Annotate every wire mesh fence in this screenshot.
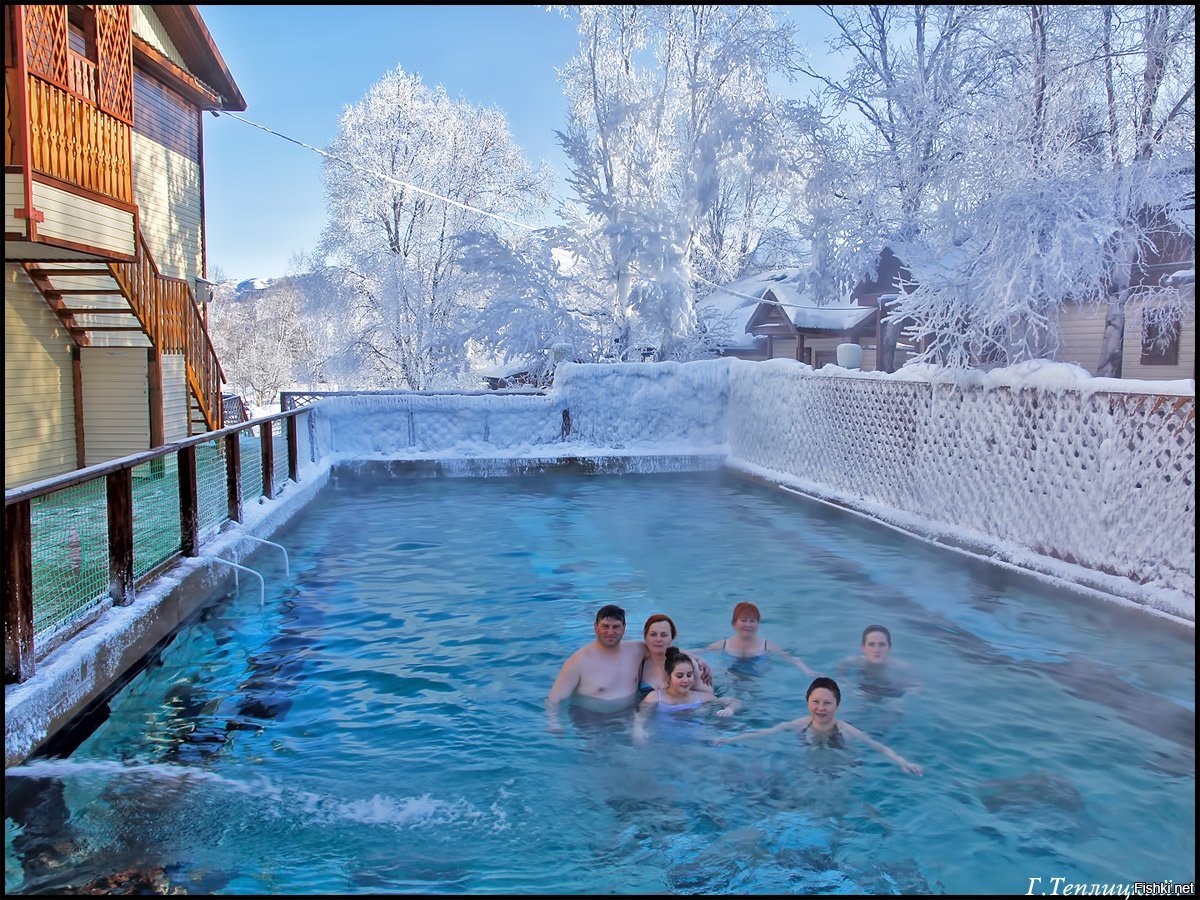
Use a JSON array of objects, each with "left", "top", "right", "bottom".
[
  {"left": 5, "top": 409, "right": 313, "bottom": 681},
  {"left": 196, "top": 438, "right": 227, "bottom": 541},
  {"left": 132, "top": 455, "right": 181, "bottom": 580},
  {"left": 241, "top": 429, "right": 264, "bottom": 504},
  {"left": 272, "top": 419, "right": 288, "bottom": 493},
  {"left": 30, "top": 478, "right": 109, "bottom": 639}
]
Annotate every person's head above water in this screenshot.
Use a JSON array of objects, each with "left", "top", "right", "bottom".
[
  {"left": 593, "top": 605, "right": 627, "bottom": 648},
  {"left": 806, "top": 676, "right": 841, "bottom": 706},
  {"left": 664, "top": 646, "right": 695, "bottom": 688},
  {"left": 596, "top": 604, "right": 626, "bottom": 625},
  {"left": 643, "top": 613, "right": 677, "bottom": 640},
  {"left": 731, "top": 601, "right": 761, "bottom": 624},
  {"left": 860, "top": 625, "right": 892, "bottom": 663}
]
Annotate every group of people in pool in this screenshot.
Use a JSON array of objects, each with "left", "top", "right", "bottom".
[{"left": 546, "top": 601, "right": 924, "bottom": 776}]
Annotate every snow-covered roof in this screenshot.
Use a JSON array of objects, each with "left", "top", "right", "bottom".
[
  {"left": 761, "top": 285, "right": 877, "bottom": 332},
  {"left": 1162, "top": 268, "right": 1195, "bottom": 287},
  {"left": 699, "top": 268, "right": 876, "bottom": 343},
  {"left": 480, "top": 358, "right": 537, "bottom": 378},
  {"left": 697, "top": 268, "right": 803, "bottom": 347}
]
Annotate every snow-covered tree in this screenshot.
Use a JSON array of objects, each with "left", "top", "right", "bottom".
[
  {"left": 1093, "top": 4, "right": 1195, "bottom": 376},
  {"left": 208, "top": 280, "right": 316, "bottom": 408},
  {"left": 795, "top": 5, "right": 1006, "bottom": 369},
  {"left": 317, "top": 66, "right": 552, "bottom": 389},
  {"left": 801, "top": 5, "right": 1193, "bottom": 371},
  {"left": 554, "top": 5, "right": 802, "bottom": 360}
]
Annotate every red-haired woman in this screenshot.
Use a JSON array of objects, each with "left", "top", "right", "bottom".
[{"left": 707, "top": 601, "right": 816, "bottom": 675}]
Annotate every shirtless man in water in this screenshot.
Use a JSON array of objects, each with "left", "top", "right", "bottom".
[{"left": 546, "top": 604, "right": 710, "bottom": 733}]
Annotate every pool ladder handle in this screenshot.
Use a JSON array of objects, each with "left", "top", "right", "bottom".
[
  {"left": 237, "top": 536, "right": 289, "bottom": 577},
  {"left": 195, "top": 556, "right": 266, "bottom": 609}
]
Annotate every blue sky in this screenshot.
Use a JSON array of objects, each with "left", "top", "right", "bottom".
[{"left": 198, "top": 5, "right": 838, "bottom": 283}]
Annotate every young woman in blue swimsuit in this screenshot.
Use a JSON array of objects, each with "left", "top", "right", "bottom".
[
  {"left": 712, "top": 677, "right": 923, "bottom": 775},
  {"left": 633, "top": 648, "right": 741, "bottom": 743},
  {"left": 707, "top": 601, "right": 816, "bottom": 675}
]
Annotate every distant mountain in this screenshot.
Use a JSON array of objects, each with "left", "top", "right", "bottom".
[{"left": 236, "top": 277, "right": 274, "bottom": 294}]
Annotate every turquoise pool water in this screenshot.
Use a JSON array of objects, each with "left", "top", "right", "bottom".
[{"left": 5, "top": 469, "right": 1195, "bottom": 894}]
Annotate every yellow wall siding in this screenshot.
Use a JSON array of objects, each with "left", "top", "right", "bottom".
[
  {"left": 31, "top": 180, "right": 137, "bottom": 257},
  {"left": 131, "top": 132, "right": 203, "bottom": 282},
  {"left": 1056, "top": 299, "right": 1195, "bottom": 381},
  {"left": 162, "top": 353, "right": 190, "bottom": 443},
  {"left": 129, "top": 6, "right": 187, "bottom": 69},
  {"left": 1054, "top": 303, "right": 1108, "bottom": 372},
  {"left": 81, "top": 349, "right": 150, "bottom": 465},
  {"left": 4, "top": 265, "right": 78, "bottom": 488},
  {"left": 769, "top": 337, "right": 800, "bottom": 361}
]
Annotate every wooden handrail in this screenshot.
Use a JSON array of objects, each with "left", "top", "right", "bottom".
[{"left": 108, "top": 225, "right": 225, "bottom": 434}]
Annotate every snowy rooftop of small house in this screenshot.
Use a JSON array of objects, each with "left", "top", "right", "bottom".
[
  {"left": 480, "top": 358, "right": 537, "bottom": 379},
  {"left": 699, "top": 268, "right": 874, "bottom": 345},
  {"left": 761, "top": 284, "right": 877, "bottom": 332}
]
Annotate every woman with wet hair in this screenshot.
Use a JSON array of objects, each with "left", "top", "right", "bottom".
[
  {"left": 633, "top": 647, "right": 741, "bottom": 744},
  {"left": 707, "top": 601, "right": 816, "bottom": 675},
  {"left": 712, "top": 677, "right": 923, "bottom": 776}
]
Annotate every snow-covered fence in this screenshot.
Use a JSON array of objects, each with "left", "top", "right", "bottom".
[
  {"left": 310, "top": 391, "right": 566, "bottom": 455},
  {"left": 303, "top": 359, "right": 1193, "bottom": 602},
  {"left": 725, "top": 360, "right": 1194, "bottom": 598},
  {"left": 553, "top": 360, "right": 731, "bottom": 448}
]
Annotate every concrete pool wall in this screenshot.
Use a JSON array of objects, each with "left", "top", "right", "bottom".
[{"left": 5, "top": 358, "right": 1193, "bottom": 766}]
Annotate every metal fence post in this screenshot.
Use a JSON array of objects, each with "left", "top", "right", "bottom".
[
  {"left": 226, "top": 431, "right": 243, "bottom": 523},
  {"left": 107, "top": 469, "right": 134, "bottom": 605},
  {"left": 178, "top": 445, "right": 199, "bottom": 556},
  {"left": 261, "top": 421, "right": 275, "bottom": 500},
  {"left": 4, "top": 499, "right": 35, "bottom": 683}
]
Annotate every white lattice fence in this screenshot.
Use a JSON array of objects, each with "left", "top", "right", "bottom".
[{"left": 727, "top": 364, "right": 1194, "bottom": 595}]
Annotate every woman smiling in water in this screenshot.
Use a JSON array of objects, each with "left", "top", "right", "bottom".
[
  {"left": 707, "top": 601, "right": 816, "bottom": 675},
  {"left": 712, "top": 677, "right": 923, "bottom": 775}
]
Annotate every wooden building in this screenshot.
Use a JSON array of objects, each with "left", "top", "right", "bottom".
[
  {"left": 5, "top": 5, "right": 245, "bottom": 488},
  {"left": 699, "top": 267, "right": 899, "bottom": 370}
]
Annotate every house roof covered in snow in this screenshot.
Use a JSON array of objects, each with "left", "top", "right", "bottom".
[
  {"left": 760, "top": 284, "right": 877, "bottom": 332},
  {"left": 699, "top": 269, "right": 876, "bottom": 348}
]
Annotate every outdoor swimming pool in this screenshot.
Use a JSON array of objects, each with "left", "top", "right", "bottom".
[{"left": 5, "top": 468, "right": 1195, "bottom": 893}]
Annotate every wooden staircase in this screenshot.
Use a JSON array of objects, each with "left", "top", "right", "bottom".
[{"left": 22, "top": 225, "right": 224, "bottom": 434}]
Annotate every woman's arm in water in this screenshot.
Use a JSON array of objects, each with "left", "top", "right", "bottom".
[
  {"left": 840, "top": 721, "right": 923, "bottom": 775},
  {"left": 708, "top": 693, "right": 743, "bottom": 718},
  {"left": 712, "top": 717, "right": 805, "bottom": 745},
  {"left": 765, "top": 640, "right": 816, "bottom": 676}
]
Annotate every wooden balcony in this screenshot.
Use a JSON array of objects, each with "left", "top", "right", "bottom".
[{"left": 5, "top": 5, "right": 135, "bottom": 260}]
